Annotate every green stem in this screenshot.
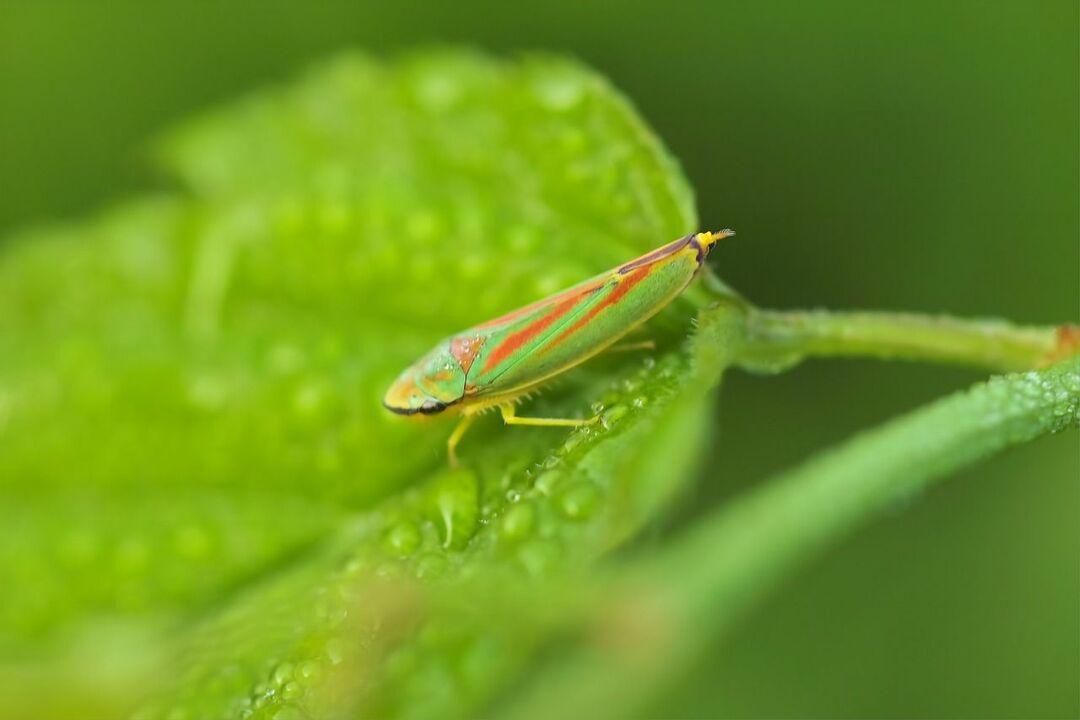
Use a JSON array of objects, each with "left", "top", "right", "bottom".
[
  {"left": 739, "top": 309, "right": 1067, "bottom": 373},
  {"left": 658, "top": 356, "right": 1079, "bottom": 619}
]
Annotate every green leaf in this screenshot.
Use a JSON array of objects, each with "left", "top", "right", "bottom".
[
  {"left": 4, "top": 48, "right": 1073, "bottom": 720},
  {"left": 0, "top": 50, "right": 709, "bottom": 717}
]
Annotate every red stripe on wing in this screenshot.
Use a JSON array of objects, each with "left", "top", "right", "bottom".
[
  {"left": 480, "top": 293, "right": 590, "bottom": 373},
  {"left": 473, "top": 275, "right": 607, "bottom": 330},
  {"left": 542, "top": 264, "right": 652, "bottom": 352}
]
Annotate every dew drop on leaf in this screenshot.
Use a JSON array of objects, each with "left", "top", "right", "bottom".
[
  {"left": 383, "top": 521, "right": 422, "bottom": 557},
  {"left": 271, "top": 661, "right": 294, "bottom": 686},
  {"left": 601, "top": 404, "right": 628, "bottom": 428},
  {"left": 500, "top": 504, "right": 535, "bottom": 543},
  {"left": 558, "top": 482, "right": 602, "bottom": 521},
  {"left": 533, "top": 470, "right": 563, "bottom": 496}
]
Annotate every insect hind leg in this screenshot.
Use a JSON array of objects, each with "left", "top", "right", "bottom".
[
  {"left": 605, "top": 339, "right": 656, "bottom": 353},
  {"left": 499, "top": 403, "right": 599, "bottom": 428}
]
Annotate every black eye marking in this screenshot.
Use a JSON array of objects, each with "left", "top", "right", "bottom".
[
  {"left": 419, "top": 399, "right": 447, "bottom": 414},
  {"left": 382, "top": 396, "right": 456, "bottom": 416}
]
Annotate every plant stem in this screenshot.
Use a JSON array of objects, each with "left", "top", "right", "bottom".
[
  {"left": 658, "top": 355, "right": 1079, "bottom": 618},
  {"left": 739, "top": 308, "right": 1070, "bottom": 373}
]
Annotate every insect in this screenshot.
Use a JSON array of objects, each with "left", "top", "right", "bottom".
[{"left": 383, "top": 229, "right": 735, "bottom": 466}]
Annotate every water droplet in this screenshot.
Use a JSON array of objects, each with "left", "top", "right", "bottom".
[
  {"left": 533, "top": 471, "right": 562, "bottom": 496},
  {"left": 632, "top": 396, "right": 648, "bottom": 409},
  {"left": 430, "top": 469, "right": 479, "bottom": 549},
  {"left": 271, "top": 662, "right": 294, "bottom": 686},
  {"left": 558, "top": 482, "right": 602, "bottom": 520},
  {"left": 506, "top": 489, "right": 522, "bottom": 503},
  {"left": 561, "top": 432, "right": 586, "bottom": 455},
  {"left": 280, "top": 682, "right": 303, "bottom": 701},
  {"left": 500, "top": 504, "right": 535, "bottom": 542},
  {"left": 251, "top": 682, "right": 275, "bottom": 709},
  {"left": 325, "top": 638, "right": 346, "bottom": 665},
  {"left": 601, "top": 404, "right": 628, "bottom": 428},
  {"left": 382, "top": 521, "right": 421, "bottom": 557},
  {"left": 297, "top": 660, "right": 320, "bottom": 683}
]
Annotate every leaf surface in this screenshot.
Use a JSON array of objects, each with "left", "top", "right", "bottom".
[{"left": 0, "top": 51, "right": 716, "bottom": 718}]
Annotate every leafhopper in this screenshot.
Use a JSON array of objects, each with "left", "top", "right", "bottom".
[{"left": 383, "top": 230, "right": 734, "bottom": 465}]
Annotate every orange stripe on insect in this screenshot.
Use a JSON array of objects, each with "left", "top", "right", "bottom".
[
  {"left": 481, "top": 294, "right": 586, "bottom": 373},
  {"left": 543, "top": 264, "right": 652, "bottom": 352},
  {"left": 473, "top": 278, "right": 604, "bottom": 330}
]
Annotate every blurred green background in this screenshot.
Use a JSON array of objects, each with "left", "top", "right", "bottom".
[{"left": 1, "top": 1, "right": 1076, "bottom": 717}]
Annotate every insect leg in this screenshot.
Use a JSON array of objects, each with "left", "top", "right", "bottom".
[
  {"left": 499, "top": 403, "right": 599, "bottom": 428},
  {"left": 606, "top": 339, "right": 656, "bottom": 353},
  {"left": 447, "top": 413, "right": 477, "bottom": 468}
]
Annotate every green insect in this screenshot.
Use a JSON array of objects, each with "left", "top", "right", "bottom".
[{"left": 383, "top": 229, "right": 734, "bottom": 465}]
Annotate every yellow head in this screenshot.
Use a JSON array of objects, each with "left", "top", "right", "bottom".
[{"left": 696, "top": 228, "right": 736, "bottom": 251}]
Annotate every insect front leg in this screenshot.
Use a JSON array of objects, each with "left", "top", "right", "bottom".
[
  {"left": 499, "top": 403, "right": 599, "bottom": 428},
  {"left": 447, "top": 413, "right": 476, "bottom": 468}
]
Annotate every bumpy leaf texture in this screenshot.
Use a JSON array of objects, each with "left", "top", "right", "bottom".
[{"left": 0, "top": 51, "right": 718, "bottom": 718}]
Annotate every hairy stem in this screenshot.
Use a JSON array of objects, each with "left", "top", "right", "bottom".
[
  {"left": 738, "top": 308, "right": 1072, "bottom": 372},
  {"left": 658, "top": 356, "right": 1079, "bottom": 617}
]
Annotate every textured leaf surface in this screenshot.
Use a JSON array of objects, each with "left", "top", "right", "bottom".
[{"left": 0, "top": 51, "right": 710, "bottom": 717}]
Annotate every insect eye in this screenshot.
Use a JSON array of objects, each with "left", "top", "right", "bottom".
[{"left": 419, "top": 399, "right": 446, "bottom": 414}]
